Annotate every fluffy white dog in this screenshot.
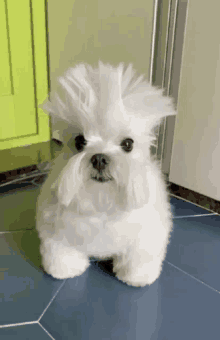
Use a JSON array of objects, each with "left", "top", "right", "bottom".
[{"left": 36, "top": 62, "right": 175, "bottom": 287}]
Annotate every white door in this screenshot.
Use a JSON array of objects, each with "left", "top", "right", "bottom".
[{"left": 169, "top": 0, "right": 220, "bottom": 201}]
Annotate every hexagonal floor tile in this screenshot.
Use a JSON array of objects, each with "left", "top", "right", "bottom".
[{"left": 0, "top": 229, "right": 65, "bottom": 325}]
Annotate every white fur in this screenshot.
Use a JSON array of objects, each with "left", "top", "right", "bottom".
[{"left": 36, "top": 62, "right": 175, "bottom": 287}]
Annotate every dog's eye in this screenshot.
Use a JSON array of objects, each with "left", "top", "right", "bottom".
[
  {"left": 75, "top": 134, "right": 87, "bottom": 151},
  {"left": 120, "top": 138, "right": 134, "bottom": 152}
]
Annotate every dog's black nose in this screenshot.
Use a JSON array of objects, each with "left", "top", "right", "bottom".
[{"left": 91, "top": 154, "right": 109, "bottom": 171}]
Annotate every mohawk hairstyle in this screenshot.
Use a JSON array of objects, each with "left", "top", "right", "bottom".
[{"left": 40, "top": 61, "right": 175, "bottom": 136}]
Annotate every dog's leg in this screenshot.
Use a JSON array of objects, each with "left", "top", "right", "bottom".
[
  {"left": 114, "top": 250, "right": 165, "bottom": 287},
  {"left": 113, "top": 217, "right": 172, "bottom": 287},
  {"left": 40, "top": 238, "right": 90, "bottom": 280}
]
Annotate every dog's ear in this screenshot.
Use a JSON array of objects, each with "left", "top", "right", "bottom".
[
  {"left": 57, "top": 162, "right": 77, "bottom": 207},
  {"left": 57, "top": 155, "right": 84, "bottom": 207},
  {"left": 57, "top": 175, "right": 74, "bottom": 207}
]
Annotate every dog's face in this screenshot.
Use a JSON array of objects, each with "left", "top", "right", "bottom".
[
  {"left": 56, "top": 124, "right": 151, "bottom": 212},
  {"left": 75, "top": 133, "right": 133, "bottom": 183},
  {"left": 42, "top": 62, "right": 175, "bottom": 212},
  {"left": 53, "top": 108, "right": 155, "bottom": 214}
]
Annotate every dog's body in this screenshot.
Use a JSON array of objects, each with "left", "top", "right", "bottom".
[{"left": 37, "top": 62, "right": 175, "bottom": 287}]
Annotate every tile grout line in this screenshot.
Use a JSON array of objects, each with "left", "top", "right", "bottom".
[
  {"left": 38, "top": 322, "right": 56, "bottom": 340},
  {"left": 0, "top": 321, "right": 38, "bottom": 329},
  {"left": 0, "top": 280, "right": 66, "bottom": 332},
  {"left": 173, "top": 213, "right": 218, "bottom": 219},
  {"left": 0, "top": 228, "right": 34, "bottom": 235},
  {"left": 38, "top": 279, "right": 67, "bottom": 322},
  {"left": 165, "top": 260, "right": 220, "bottom": 294},
  {"left": 170, "top": 193, "right": 218, "bottom": 214}
]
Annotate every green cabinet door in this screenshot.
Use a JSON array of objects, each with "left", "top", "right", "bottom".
[{"left": 0, "top": 0, "right": 50, "bottom": 173}]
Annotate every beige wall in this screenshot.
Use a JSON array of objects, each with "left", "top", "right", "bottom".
[
  {"left": 47, "top": 0, "right": 155, "bottom": 141},
  {"left": 47, "top": 0, "right": 155, "bottom": 87},
  {"left": 169, "top": 0, "right": 220, "bottom": 200}
]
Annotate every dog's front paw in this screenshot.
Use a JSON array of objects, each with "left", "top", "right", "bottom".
[
  {"left": 115, "top": 263, "right": 162, "bottom": 287},
  {"left": 42, "top": 253, "right": 90, "bottom": 280},
  {"left": 46, "top": 263, "right": 89, "bottom": 280},
  {"left": 116, "top": 274, "right": 158, "bottom": 287},
  {"left": 115, "top": 272, "right": 155, "bottom": 287}
]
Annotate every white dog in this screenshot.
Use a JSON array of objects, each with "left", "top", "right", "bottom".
[{"left": 36, "top": 62, "right": 175, "bottom": 287}]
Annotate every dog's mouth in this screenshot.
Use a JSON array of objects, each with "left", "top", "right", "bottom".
[
  {"left": 91, "top": 172, "right": 113, "bottom": 183},
  {"left": 91, "top": 176, "right": 112, "bottom": 183}
]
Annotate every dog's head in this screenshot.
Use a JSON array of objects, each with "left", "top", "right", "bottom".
[{"left": 41, "top": 62, "right": 175, "bottom": 212}]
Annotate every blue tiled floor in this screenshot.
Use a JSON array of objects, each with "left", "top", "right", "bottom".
[{"left": 0, "top": 188, "right": 220, "bottom": 339}]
